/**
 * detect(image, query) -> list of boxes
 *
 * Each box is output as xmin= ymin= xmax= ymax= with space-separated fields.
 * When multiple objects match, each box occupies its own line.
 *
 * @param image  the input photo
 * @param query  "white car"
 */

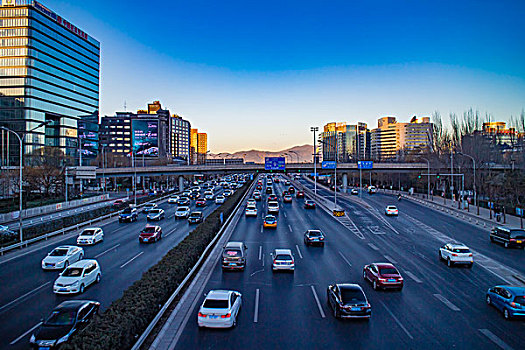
xmin=247 ymin=199 xmax=256 ymax=207
xmin=271 ymin=249 xmax=295 ymax=272
xmin=77 ymin=227 xmax=104 ymax=245
xmin=168 ymin=195 xmax=180 ymax=204
xmin=385 ymin=205 xmax=398 ymax=216
xmin=53 ymin=259 xmax=101 ymax=294
xmin=42 ymin=246 xmax=84 ymax=270
xmin=205 ymin=192 xmax=214 ymax=200
xmin=215 ymin=195 xmax=226 ymax=204
xmin=198 ymin=290 xmax=242 ymax=328
xmin=245 ymin=206 xmax=257 ymax=217
xmin=439 ymin=243 xmax=474 ymax=267
xmin=268 ymin=201 xmax=280 ymax=214
xmin=175 ymin=206 xmax=190 ymax=219
xmin=223 ymin=190 xmax=232 ymax=197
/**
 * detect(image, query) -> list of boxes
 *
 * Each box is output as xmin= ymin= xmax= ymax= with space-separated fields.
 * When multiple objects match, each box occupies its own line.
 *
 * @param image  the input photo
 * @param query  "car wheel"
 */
xmin=504 ymin=309 xmax=511 ymax=319
xmin=486 ymin=295 xmax=492 ymax=305
xmin=447 ymin=258 xmax=452 ymax=267
xmin=490 ymin=236 xmax=495 ymax=243
xmin=373 ymin=280 xmax=377 ymax=290
xmin=439 ymin=251 xmax=443 ymax=261
xmin=96 ymin=274 xmax=101 ymax=283
xmin=79 ymin=284 xmax=85 ymax=294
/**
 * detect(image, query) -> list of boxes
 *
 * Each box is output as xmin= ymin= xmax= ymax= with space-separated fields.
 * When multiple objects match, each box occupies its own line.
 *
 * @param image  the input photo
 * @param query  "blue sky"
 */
xmin=46 ymin=0 xmax=525 ymax=152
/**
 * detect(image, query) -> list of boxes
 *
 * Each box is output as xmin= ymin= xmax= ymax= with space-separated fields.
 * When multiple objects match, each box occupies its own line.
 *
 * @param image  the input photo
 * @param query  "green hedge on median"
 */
xmin=62 ymin=180 xmax=252 ymax=350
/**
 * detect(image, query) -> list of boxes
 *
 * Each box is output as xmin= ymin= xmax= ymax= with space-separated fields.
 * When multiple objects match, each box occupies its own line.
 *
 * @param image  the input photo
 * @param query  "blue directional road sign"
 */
xmin=322 ymin=161 xmax=337 ymax=169
xmin=358 ymin=161 xmax=374 ymax=170
xmin=265 ymin=157 xmax=286 ymax=171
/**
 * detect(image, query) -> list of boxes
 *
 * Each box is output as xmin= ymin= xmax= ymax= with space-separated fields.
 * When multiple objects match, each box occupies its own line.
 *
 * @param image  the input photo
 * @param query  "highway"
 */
xmin=0 ymin=185 xmax=225 ymax=349
xmin=169 ymin=177 xmax=525 ymax=350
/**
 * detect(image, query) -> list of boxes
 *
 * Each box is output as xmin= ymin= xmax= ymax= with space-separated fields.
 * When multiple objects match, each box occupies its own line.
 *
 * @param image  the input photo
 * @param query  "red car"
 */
xmin=296 ymin=191 xmax=305 ymax=198
xmin=363 ymin=263 xmax=403 ymax=290
xmin=196 ymin=198 xmax=207 ymax=207
xmin=113 ymin=198 xmax=128 ymax=206
xmin=139 ymin=225 xmax=162 ymax=243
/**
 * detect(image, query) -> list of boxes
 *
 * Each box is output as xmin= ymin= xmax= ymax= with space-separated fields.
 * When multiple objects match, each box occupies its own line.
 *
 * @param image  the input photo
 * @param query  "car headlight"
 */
xmin=29 ymin=334 xmax=35 ymax=343
xmin=57 ymin=334 xmax=70 ymax=344
xmin=71 ymin=281 xmax=80 ymax=287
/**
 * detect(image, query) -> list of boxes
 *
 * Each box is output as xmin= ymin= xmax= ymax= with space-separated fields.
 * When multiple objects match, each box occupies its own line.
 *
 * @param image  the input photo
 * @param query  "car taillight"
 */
xmin=198 ymin=312 xmax=207 ymax=317
xmin=221 ymin=313 xmax=231 ymax=318
xmin=468 ymin=253 xmax=473 ymax=257
xmin=510 ymin=239 xmax=516 ymax=242
xmin=320 ymin=237 xmax=324 ymax=240
xmin=510 ymin=302 xmax=517 ymax=307
xmin=452 ymin=253 xmax=458 ymax=257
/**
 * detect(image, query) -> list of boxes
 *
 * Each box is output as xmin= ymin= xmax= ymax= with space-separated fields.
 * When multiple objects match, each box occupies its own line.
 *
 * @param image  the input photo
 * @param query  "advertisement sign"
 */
xmin=358 ymin=161 xmax=373 ymax=170
xmin=265 ymin=157 xmax=285 ymax=171
xmin=132 ymin=120 xmax=159 ymax=157
xmin=322 ymin=161 xmax=337 ymax=169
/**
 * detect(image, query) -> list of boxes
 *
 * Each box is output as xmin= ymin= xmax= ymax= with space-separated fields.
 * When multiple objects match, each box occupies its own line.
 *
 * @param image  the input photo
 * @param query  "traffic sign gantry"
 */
xmin=357 ymin=161 xmax=373 ymax=170
xmin=322 ymin=161 xmax=337 ymax=169
xmin=264 ymin=157 xmax=286 ymax=171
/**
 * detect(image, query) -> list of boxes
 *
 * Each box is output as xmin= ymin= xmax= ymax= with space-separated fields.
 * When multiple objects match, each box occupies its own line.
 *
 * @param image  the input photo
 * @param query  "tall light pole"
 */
xmin=421 ymin=157 xmax=430 ymax=199
xmin=458 ymin=152 xmax=477 ymax=214
xmin=1 ymin=120 xmax=48 ymax=244
xmin=310 ymin=127 xmax=319 ymax=197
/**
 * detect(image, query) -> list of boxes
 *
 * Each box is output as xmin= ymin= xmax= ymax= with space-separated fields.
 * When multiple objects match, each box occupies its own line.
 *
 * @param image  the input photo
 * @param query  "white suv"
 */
xmin=198 ymin=290 xmax=242 ymax=328
xmin=77 ymin=227 xmax=104 ymax=245
xmin=175 ymin=206 xmax=190 ymax=219
xmin=271 ymin=249 xmax=295 ymax=272
xmin=439 ymin=243 xmax=473 ymax=267
xmin=53 ymin=259 xmax=101 ymax=294
xmin=268 ymin=201 xmax=279 ymax=214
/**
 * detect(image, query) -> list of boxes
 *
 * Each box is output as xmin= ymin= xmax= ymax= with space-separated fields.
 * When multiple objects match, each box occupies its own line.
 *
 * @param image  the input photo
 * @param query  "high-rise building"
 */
xmin=171 ymin=114 xmax=191 ymax=163
xmin=371 ymin=116 xmax=433 ymax=161
xmin=321 ymin=122 xmax=371 ymax=162
xmin=190 ymin=128 xmax=207 ymax=165
xmin=0 ymin=0 xmax=100 ymax=165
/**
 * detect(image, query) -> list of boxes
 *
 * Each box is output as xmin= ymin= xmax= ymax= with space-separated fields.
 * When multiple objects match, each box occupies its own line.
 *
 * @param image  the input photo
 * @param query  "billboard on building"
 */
xmin=132 ymin=120 xmax=159 ymax=156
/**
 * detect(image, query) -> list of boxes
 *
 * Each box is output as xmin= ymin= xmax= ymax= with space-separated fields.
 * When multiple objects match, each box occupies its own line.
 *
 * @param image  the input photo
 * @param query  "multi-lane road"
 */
xmin=170 ymin=176 xmax=524 ymax=350
xmin=0 ymin=185 xmax=225 ymax=350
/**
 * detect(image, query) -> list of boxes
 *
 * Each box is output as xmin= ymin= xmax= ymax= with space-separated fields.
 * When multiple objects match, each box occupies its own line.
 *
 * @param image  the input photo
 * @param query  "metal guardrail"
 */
xmin=0 ymin=192 xmax=177 ymax=256
xmin=131 ymin=178 xmax=257 ymax=350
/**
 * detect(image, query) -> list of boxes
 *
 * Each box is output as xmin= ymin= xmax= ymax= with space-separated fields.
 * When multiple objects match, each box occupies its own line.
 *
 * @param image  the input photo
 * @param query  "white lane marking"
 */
xmin=284 ymin=212 xmax=287 ymax=218
xmin=479 ymin=329 xmax=514 ymax=350
xmin=433 ymin=294 xmax=461 ymax=311
xmin=0 ymin=281 xmax=51 ymax=314
xmin=250 ymin=269 xmax=264 ymax=277
xmin=288 ymin=224 xmax=293 ymax=232
xmin=120 ymin=251 xmax=144 ymax=269
xmin=94 ymin=243 xmax=121 ymax=258
xmin=383 ymin=255 xmax=398 ymax=264
xmin=404 ymin=270 xmax=422 ymax=283
xmin=295 ymin=245 xmax=303 ymax=259
xmin=254 ymin=289 xmax=260 ymax=323
xmin=338 ymin=251 xmax=352 ymax=267
xmin=368 ymin=243 xmax=379 ymax=251
xmin=310 ymin=285 xmax=326 ymax=318
xmin=258 ymin=245 xmax=262 ymax=260
xmin=262 ymin=254 xmax=265 ymax=267
xmin=378 ymin=300 xmax=414 ymax=340
xmin=10 ymin=322 xmax=42 ymax=345
xmin=260 ymin=226 xmax=263 ymax=233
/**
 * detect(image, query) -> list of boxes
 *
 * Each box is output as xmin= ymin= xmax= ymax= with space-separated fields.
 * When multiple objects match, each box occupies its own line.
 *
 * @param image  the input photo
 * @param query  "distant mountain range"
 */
xmin=211 ymin=145 xmax=313 ymax=163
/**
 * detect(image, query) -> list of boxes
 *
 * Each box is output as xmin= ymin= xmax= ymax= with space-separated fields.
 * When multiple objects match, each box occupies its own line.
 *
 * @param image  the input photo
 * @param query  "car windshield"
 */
xmin=142 ymin=227 xmax=156 ymax=233
xmin=45 ymin=310 xmax=77 ymax=326
xmin=224 ymin=250 xmax=241 ymax=257
xmin=387 ymin=206 xmax=397 ymax=210
xmin=203 ymin=299 xmax=229 ymax=309
xmin=340 ymin=288 xmax=366 ymax=304
xmin=62 ymin=267 xmax=83 ymax=277
xmin=265 ymin=217 xmax=276 ymax=223
xmin=50 ymin=248 xmax=69 ymax=257
xmin=308 ymin=231 xmax=322 ymax=237
xmin=145 ymin=204 xmax=155 ymax=208
xmin=82 ymin=230 xmax=95 ymax=236
xmin=510 ymin=230 xmax=525 ymax=239
xmin=176 ymin=208 xmax=187 ymax=212
xmin=275 ymin=254 xmax=292 ymax=261
xmin=379 ymin=267 xmax=399 ymax=275
xmin=122 ymin=208 xmax=132 ymax=214
xmin=451 ymin=248 xmax=470 ymax=253
xmin=149 ymin=209 xmax=161 ymax=214
xmin=514 ymin=296 xmax=525 ymax=304
xmin=190 ymin=213 xmax=201 ymax=218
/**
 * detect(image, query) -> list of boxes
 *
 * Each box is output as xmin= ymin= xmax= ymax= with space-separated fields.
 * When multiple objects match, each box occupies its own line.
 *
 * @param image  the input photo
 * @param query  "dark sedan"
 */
xmin=304 ymin=200 xmax=316 ymax=209
xmin=177 ymin=197 xmax=190 ymax=206
xmin=267 ymin=194 xmax=278 ymax=202
xmin=188 ymin=211 xmax=204 ymax=224
xmin=304 ymin=229 xmax=325 ymax=246
xmin=30 ymin=300 xmax=99 ymax=349
xmin=296 ymin=191 xmax=305 ymax=198
xmin=196 ymin=198 xmax=207 ymax=207
xmin=363 ymin=263 xmax=404 ymax=290
xmin=327 ymin=283 xmax=371 ymax=319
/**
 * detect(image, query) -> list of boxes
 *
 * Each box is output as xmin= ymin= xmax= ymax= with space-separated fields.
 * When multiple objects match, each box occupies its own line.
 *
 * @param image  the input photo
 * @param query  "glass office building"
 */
xmin=0 ymin=0 xmax=100 ymax=165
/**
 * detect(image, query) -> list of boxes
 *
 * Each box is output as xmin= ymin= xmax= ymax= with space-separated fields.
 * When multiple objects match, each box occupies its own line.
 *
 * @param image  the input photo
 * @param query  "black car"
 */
xmin=188 ymin=211 xmax=204 ymax=224
xmin=119 ymin=207 xmax=138 ymax=223
xmin=288 ymin=186 xmax=295 ymax=194
xmin=327 ymin=284 xmax=371 ymax=319
xmin=189 ymin=192 xmax=200 ymax=200
xmin=266 ymin=187 xmax=273 ymax=194
xmin=30 ymin=300 xmax=100 ymax=349
xmin=268 ymin=194 xmax=278 ymax=202
xmin=304 ymin=229 xmax=325 ymax=246
xmin=177 ymin=197 xmax=190 ymax=206
xmin=490 ymin=227 xmax=525 ymax=248
xmin=304 ymin=200 xmax=316 ymax=209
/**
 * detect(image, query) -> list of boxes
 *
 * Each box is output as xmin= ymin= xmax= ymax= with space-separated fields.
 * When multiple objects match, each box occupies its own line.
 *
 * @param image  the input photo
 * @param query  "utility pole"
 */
xmin=450 ymin=150 xmax=454 ymax=201
xmin=310 ymin=127 xmax=318 ymax=197
xmin=334 ymin=134 xmax=338 ymax=208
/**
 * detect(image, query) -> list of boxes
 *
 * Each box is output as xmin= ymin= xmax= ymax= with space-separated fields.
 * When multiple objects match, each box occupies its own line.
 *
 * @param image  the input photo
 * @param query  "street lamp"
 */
xmin=310 ymin=127 xmax=319 ymax=197
xmin=457 ymin=151 xmax=477 ymax=215
xmin=0 ymin=120 xmax=49 ymax=244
